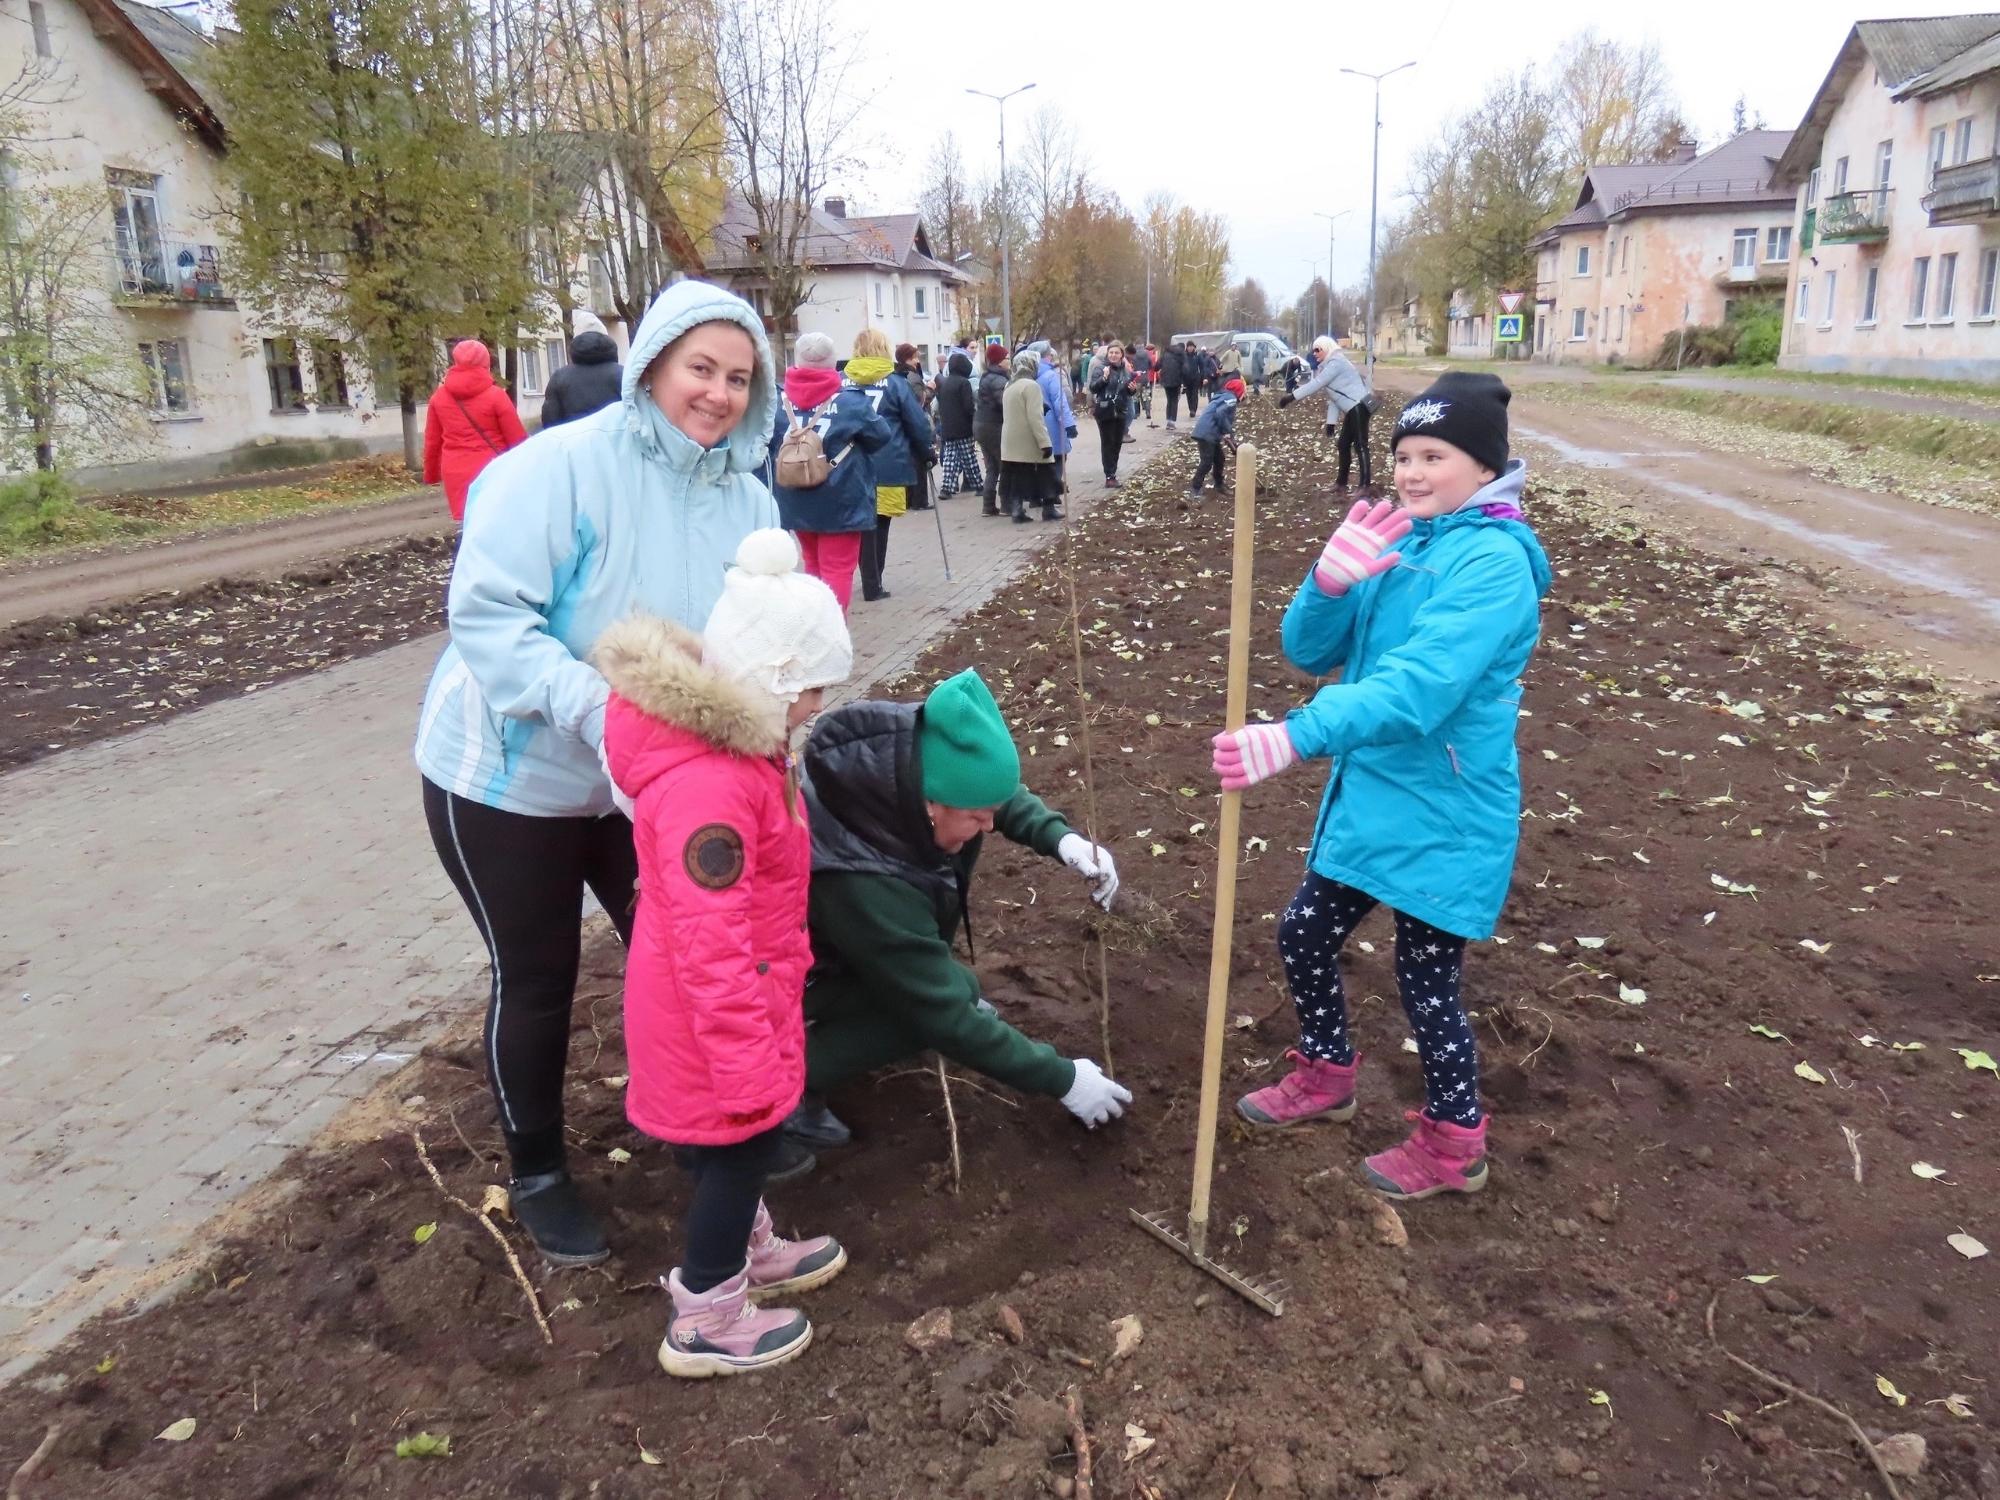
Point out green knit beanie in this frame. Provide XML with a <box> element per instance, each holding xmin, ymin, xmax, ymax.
<box><xmin>918</xmin><ymin>669</ymin><xmax>1020</xmax><ymax>808</ymax></box>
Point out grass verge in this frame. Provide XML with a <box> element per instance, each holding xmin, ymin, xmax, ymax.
<box><xmin>0</xmin><ymin>457</ymin><xmax>425</xmax><ymax>563</ymax></box>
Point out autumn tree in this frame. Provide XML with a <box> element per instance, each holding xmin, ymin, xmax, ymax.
<box><xmin>918</xmin><ymin>132</ymin><xmax>979</xmax><ymax>264</ymax></box>
<box><xmin>1550</xmin><ymin>30</ymin><xmax>1682</xmax><ymax>177</ymax></box>
<box><xmin>217</xmin><ymin>0</ymin><xmax>530</xmax><ymax>467</ymax></box>
<box><xmin>703</xmin><ymin>0</ymin><xmax>862</xmax><ymax>362</ymax></box>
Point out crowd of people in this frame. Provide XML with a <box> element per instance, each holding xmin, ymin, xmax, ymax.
<box><xmin>413</xmin><ymin>280</ymin><xmax>1545</xmax><ymax>1379</ymax></box>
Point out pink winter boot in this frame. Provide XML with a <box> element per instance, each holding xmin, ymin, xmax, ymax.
<box><xmin>658</xmin><ymin>1266</ymin><xmax>811</xmax><ymax>1378</ymax></box>
<box><xmin>1363</xmin><ymin>1111</ymin><xmax>1489</xmax><ymax>1200</ymax></box>
<box><xmin>1236</xmin><ymin>1049</ymin><xmax>1361</xmax><ymax>1128</ymax></box>
<box><xmin>745</xmin><ymin>1201</ymin><xmax>847</xmax><ymax>1300</ymax></box>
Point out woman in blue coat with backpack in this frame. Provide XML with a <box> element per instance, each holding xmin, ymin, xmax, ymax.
<box><xmin>767</xmin><ymin>331</ymin><xmax>894</xmax><ymax>613</ymax></box>
<box><xmin>843</xmin><ymin>328</ymin><xmax>933</xmax><ymax>602</ymax></box>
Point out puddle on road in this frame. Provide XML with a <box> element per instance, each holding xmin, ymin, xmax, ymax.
<box><xmin>1517</xmin><ymin>424</ymin><xmax>2000</xmax><ymax>630</ymax></box>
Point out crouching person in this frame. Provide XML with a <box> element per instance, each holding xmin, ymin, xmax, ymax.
<box><xmin>787</xmin><ymin>668</ymin><xmax>1132</xmax><ymax>1158</ymax></box>
<box><xmin>595</xmin><ymin>530</ymin><xmax>853</xmax><ymax>1379</ymax></box>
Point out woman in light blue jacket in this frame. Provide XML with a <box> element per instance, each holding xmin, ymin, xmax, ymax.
<box><xmin>414</xmin><ymin>280</ymin><xmax>782</xmax><ymax>1266</ymax></box>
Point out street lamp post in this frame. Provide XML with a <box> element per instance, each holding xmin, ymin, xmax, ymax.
<box><xmin>1312</xmin><ymin>210</ymin><xmax>1350</xmax><ymax>340</ymax></box>
<box><xmin>967</xmin><ymin>82</ymin><xmax>1036</xmax><ymax>347</ymax></box>
<box><xmin>1340</xmin><ymin>62</ymin><xmax>1414</xmax><ymax>382</ymax></box>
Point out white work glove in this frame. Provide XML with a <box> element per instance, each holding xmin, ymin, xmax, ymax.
<box><xmin>1056</xmin><ymin>832</ymin><xmax>1121</xmax><ymax>911</ymax></box>
<box><xmin>598</xmin><ymin>738</ymin><xmax>635</xmax><ymax>820</ymax></box>
<box><xmin>1061</xmin><ymin>1058</ymin><xmax>1132</xmax><ymax>1128</ymax></box>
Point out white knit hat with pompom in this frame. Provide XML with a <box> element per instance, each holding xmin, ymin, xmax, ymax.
<box><xmin>701</xmin><ymin>529</ymin><xmax>853</xmax><ymax>706</ymax></box>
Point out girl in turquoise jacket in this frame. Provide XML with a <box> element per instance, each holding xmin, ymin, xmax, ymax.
<box><xmin>414</xmin><ymin>280</ymin><xmax>783</xmax><ymax>1268</ymax></box>
<box><xmin>1211</xmin><ymin>373</ymin><xmax>1550</xmax><ymax>1203</ymax></box>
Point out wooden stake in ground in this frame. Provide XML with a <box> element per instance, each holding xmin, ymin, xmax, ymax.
<box><xmin>1127</xmin><ymin>444</ymin><xmax>1286</xmax><ymax>1316</ymax></box>
<box><xmin>1058</xmin><ymin>516</ymin><xmax>1116</xmax><ymax>1076</ymax></box>
<box><xmin>936</xmin><ymin>1056</ymin><xmax>963</xmax><ymax>1193</ymax></box>
<box><xmin>411</xmin><ymin>1130</ymin><xmax>554</xmax><ymax>1346</ymax></box>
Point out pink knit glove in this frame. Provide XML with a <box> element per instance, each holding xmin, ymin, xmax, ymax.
<box><xmin>1314</xmin><ymin>499</ymin><xmax>1412</xmax><ymax>594</ymax></box>
<box><xmin>1211</xmin><ymin>723</ymin><xmax>1300</xmax><ymax>791</ymax></box>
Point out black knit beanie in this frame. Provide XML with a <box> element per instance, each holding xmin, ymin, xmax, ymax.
<box><xmin>1390</xmin><ymin>371</ymin><xmax>1511</xmax><ymax>476</ymax></box>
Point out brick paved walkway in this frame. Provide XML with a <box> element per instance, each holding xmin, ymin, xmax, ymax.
<box><xmin>0</xmin><ymin>411</ymin><xmax>1181</xmax><ymax>1378</ymax></box>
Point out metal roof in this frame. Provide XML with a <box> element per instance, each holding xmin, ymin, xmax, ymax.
<box><xmin>1857</xmin><ymin>12</ymin><xmax>2000</xmax><ymax>90</ymax></box>
<box><xmin>1896</xmin><ymin>25</ymin><xmax>2000</xmax><ymax>97</ymax></box>
<box><xmin>1533</xmin><ymin>131</ymin><xmax>1795</xmax><ymax>245</ymax></box>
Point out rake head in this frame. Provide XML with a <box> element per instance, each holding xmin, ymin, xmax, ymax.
<box><xmin>1128</xmin><ymin>1207</ymin><xmax>1287</xmax><ymax>1316</ymax></box>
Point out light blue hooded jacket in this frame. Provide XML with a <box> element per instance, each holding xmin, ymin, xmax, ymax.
<box><xmin>414</xmin><ymin>280</ymin><xmax>780</xmax><ymax>817</ymax></box>
<box><xmin>1036</xmin><ymin>357</ymin><xmax>1074</xmax><ymax>456</ymax></box>
<box><xmin>1277</xmin><ymin>461</ymin><xmax>1552</xmax><ymax>938</ymax></box>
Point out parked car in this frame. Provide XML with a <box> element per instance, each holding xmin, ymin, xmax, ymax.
<box><xmin>1169</xmin><ymin>330</ymin><xmax>1298</xmax><ymax>370</ymax></box>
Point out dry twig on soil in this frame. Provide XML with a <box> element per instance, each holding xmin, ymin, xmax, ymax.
<box><xmin>1058</xmin><ymin>519</ymin><xmax>1116</xmax><ymax>1076</ymax></box>
<box><xmin>1064</xmin><ymin>1385</ymin><xmax>1094</xmax><ymax>1500</ymax></box>
<box><xmin>6</xmin><ymin>1423</ymin><xmax>61</xmax><ymax>1500</ymax></box>
<box><xmin>411</xmin><ymin>1130</ymin><xmax>554</xmax><ymax>1346</ymax></box>
<box><xmin>936</xmin><ymin>1058</ymin><xmax>963</xmax><ymax>1193</ymax></box>
<box><xmin>1705</xmin><ymin>1294</ymin><xmax>1903</xmax><ymax>1500</ymax></box>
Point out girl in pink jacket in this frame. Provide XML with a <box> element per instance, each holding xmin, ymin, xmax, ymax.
<box><xmin>593</xmin><ymin>529</ymin><xmax>853</xmax><ymax>1378</ymax></box>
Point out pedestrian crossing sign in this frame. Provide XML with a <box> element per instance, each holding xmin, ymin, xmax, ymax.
<box><xmin>1496</xmin><ymin>313</ymin><xmax>1525</xmax><ymax>343</ymax></box>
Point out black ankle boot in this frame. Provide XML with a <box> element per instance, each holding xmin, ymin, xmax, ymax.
<box><xmin>509</xmin><ymin>1168</ymin><xmax>610</xmax><ymax>1266</ymax></box>
<box><xmin>784</xmin><ymin>1094</ymin><xmax>852</xmax><ymax>1149</ymax></box>
<box><xmin>765</xmin><ymin>1134</ymin><xmax>817</xmax><ymax>1185</ymax></box>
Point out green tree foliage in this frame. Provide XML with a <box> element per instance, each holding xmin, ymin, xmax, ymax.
<box><xmin>214</xmin><ymin>0</ymin><xmax>531</xmax><ymax>465</ymax></box>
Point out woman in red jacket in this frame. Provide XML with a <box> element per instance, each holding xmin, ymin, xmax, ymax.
<box><xmin>595</xmin><ymin>528</ymin><xmax>853</xmax><ymax>1378</ymax></box>
<box><xmin>423</xmin><ymin>339</ymin><xmax>528</xmax><ymax>521</ymax></box>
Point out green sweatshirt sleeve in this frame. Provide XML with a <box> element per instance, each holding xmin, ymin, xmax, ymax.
<box><xmin>808</xmin><ymin>873</ymin><xmax>1076</xmax><ymax>1097</ymax></box>
<box><xmin>994</xmin><ymin>784</ymin><xmax>1071</xmax><ymax>857</ymax></box>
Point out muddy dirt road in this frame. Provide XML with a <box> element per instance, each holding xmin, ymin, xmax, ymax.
<box><xmin>0</xmin><ymin>490</ymin><xmax>447</xmax><ymax>628</ymax></box>
<box><xmin>1378</xmin><ymin>371</ymin><xmax>2000</xmax><ymax>690</ymax></box>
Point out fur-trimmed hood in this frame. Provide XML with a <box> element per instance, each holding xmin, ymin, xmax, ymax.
<box><xmin>594</xmin><ymin>615</ymin><xmax>789</xmax><ymax>804</ymax></box>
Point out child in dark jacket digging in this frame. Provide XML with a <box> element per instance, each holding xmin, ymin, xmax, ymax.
<box><xmin>1210</xmin><ymin>373</ymin><xmax>1552</xmax><ymax>1202</ymax></box>
<box><xmin>1187</xmin><ymin>376</ymin><xmax>1244</xmax><ymax>500</ymax></box>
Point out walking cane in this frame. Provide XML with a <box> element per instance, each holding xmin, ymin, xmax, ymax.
<box><xmin>929</xmin><ymin>466</ymin><xmax>953</xmax><ymax>581</ymax></box>
<box><xmin>1129</xmin><ymin>443</ymin><xmax>1286</xmax><ymax>1316</ymax></box>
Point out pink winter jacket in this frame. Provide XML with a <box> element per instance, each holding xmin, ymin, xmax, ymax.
<box><xmin>594</xmin><ymin>616</ymin><xmax>811</xmax><ymax>1146</ymax></box>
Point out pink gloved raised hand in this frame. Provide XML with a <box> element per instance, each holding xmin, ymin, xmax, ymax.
<box><xmin>1211</xmin><ymin>722</ymin><xmax>1300</xmax><ymax>791</ymax></box>
<box><xmin>1314</xmin><ymin>498</ymin><xmax>1411</xmax><ymax>595</ymax></box>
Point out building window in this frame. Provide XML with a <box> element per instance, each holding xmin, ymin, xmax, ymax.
<box><xmin>1615</xmin><ymin>305</ymin><xmax>1625</xmax><ymax>340</ymax></box>
<box><xmin>309</xmin><ymin>338</ymin><xmax>349</xmax><ymax>407</ymax></box>
<box><xmin>1861</xmin><ymin>265</ymin><xmax>1880</xmax><ymax>324</ymax></box>
<box><xmin>1930</xmin><ymin>125</ymin><xmax>1949</xmax><ymax>180</ymax></box>
<box><xmin>1834</xmin><ymin>156</ymin><xmax>1849</xmax><ymax>194</ymax></box>
<box><xmin>1956</xmin><ymin>116</ymin><xmax>1975</xmax><ymax>165</ymax></box>
<box><xmin>1570</xmin><ymin>307</ymin><xmax>1586</xmax><ymax>340</ymax></box>
<box><xmin>1821</xmin><ymin>269</ymin><xmax>1838</xmax><ymax>325</ymax></box>
<box><xmin>1806</xmin><ymin>167</ymin><xmax>1820</xmax><ymax>208</ymax></box>
<box><xmin>914</xmin><ymin>287</ymin><xmax>927</xmax><ymax>316</ymax></box>
<box><xmin>1936</xmin><ymin>251</ymin><xmax>1958</xmax><ymax>319</ymax></box>
<box><xmin>1795</xmin><ymin>276</ymin><xmax>1811</xmax><ymax>321</ymax></box>
<box><xmin>1575</xmin><ymin>244</ymin><xmax>1590</xmax><ymax>276</ymax></box>
<box><xmin>1977</xmin><ymin>249</ymin><xmax>1998</xmax><ymax>318</ymax></box>
<box><xmin>138</xmin><ymin>339</ymin><xmax>190</xmax><ymax>414</ymax></box>
<box><xmin>1765</xmin><ymin>226</ymin><xmax>1791</xmax><ymax>262</ymax></box>
<box><xmin>545</xmin><ymin>338</ymin><xmax>568</xmax><ymax>373</ymax></box>
<box><xmin>519</xmin><ymin>344</ymin><xmax>544</xmax><ymax>395</ymax></box>
<box><xmin>1909</xmin><ymin>256</ymin><xmax>1931</xmax><ymax>321</ymax></box>
<box><xmin>873</xmin><ymin>281</ymin><xmax>883</xmax><ymax>315</ymax></box>
<box><xmin>1875</xmin><ymin>139</ymin><xmax>1893</xmax><ymax>189</ymax></box>
<box><xmin>1732</xmin><ymin>228</ymin><xmax>1758</xmax><ymax>269</ymax></box>
<box><xmin>1621</xmin><ymin>236</ymin><xmax>1630</xmax><ymax>274</ymax></box>
<box><xmin>29</xmin><ymin>0</ymin><xmax>50</xmax><ymax>55</ymax></box>
<box><xmin>264</xmin><ymin>338</ymin><xmax>307</xmax><ymax>411</ymax></box>
<box><xmin>368</xmin><ymin>341</ymin><xmax>399</xmax><ymax>401</ymax></box>
<box><xmin>107</xmin><ymin>169</ymin><xmax>165</xmax><ymax>295</ymax></box>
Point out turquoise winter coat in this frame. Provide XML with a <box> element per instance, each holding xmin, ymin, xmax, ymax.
<box><xmin>1278</xmin><ymin>462</ymin><xmax>1552</xmax><ymax>939</ymax></box>
<box><xmin>414</xmin><ymin>280</ymin><xmax>781</xmax><ymax>817</ymax></box>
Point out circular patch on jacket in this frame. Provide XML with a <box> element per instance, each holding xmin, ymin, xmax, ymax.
<box><xmin>683</xmin><ymin>824</ymin><xmax>746</xmax><ymax>890</ymax></box>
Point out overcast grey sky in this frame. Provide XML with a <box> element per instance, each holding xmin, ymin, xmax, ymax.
<box><xmin>843</xmin><ymin>1</ymin><xmax>1996</xmax><ymax>321</ymax></box>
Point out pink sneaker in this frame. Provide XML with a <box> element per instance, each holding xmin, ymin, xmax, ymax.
<box><xmin>658</xmin><ymin>1267</ymin><xmax>811</xmax><ymax>1378</ymax></box>
<box><xmin>1363</xmin><ymin>1111</ymin><xmax>1489</xmax><ymax>1200</ymax></box>
<box><xmin>1236</xmin><ymin>1049</ymin><xmax>1360</xmax><ymax>1127</ymax></box>
<box><xmin>746</xmin><ymin>1201</ymin><xmax>847</xmax><ymax>1300</ymax></box>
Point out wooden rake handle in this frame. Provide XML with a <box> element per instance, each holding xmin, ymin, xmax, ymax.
<box><xmin>1186</xmin><ymin>442</ymin><xmax>1257</xmax><ymax>1258</ymax></box>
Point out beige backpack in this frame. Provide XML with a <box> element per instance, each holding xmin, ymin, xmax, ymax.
<box><xmin>776</xmin><ymin>402</ymin><xmax>844</xmax><ymax>488</ymax></box>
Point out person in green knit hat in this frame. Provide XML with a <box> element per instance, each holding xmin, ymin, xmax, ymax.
<box><xmin>786</xmin><ymin>668</ymin><xmax>1132</xmax><ymax>1160</ymax></box>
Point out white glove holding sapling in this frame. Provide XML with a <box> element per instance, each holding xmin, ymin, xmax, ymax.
<box><xmin>1062</xmin><ymin>1058</ymin><xmax>1133</xmax><ymax>1128</ymax></box>
<box><xmin>1056</xmin><ymin>833</ymin><xmax>1121</xmax><ymax>910</ymax></box>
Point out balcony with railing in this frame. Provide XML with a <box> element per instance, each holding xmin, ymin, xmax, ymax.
<box><xmin>1815</xmin><ymin>189</ymin><xmax>1892</xmax><ymax>244</ymax></box>
<box><xmin>110</xmin><ymin>240</ymin><xmax>233</xmax><ymax>305</ymax></box>
<box><xmin>1923</xmin><ymin>157</ymin><xmax>2000</xmax><ymax>225</ymax></box>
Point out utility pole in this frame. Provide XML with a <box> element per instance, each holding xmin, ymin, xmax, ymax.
<box><xmin>1312</xmin><ymin>210</ymin><xmax>1350</xmax><ymax>339</ymax></box>
<box><xmin>968</xmin><ymin>82</ymin><xmax>1035</xmax><ymax>347</ymax></box>
<box><xmin>1144</xmin><ymin>251</ymin><xmax>1152</xmax><ymax>348</ymax></box>
<box><xmin>1341</xmin><ymin>62</ymin><xmax>1414</xmax><ymax>382</ymax></box>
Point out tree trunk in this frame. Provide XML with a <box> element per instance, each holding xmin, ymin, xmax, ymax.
<box><xmin>401</xmin><ymin>387</ymin><xmax>422</xmax><ymax>472</ymax></box>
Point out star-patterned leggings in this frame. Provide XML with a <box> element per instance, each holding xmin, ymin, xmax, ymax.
<box><xmin>1278</xmin><ymin>872</ymin><xmax>1481</xmax><ymax>1126</ymax></box>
